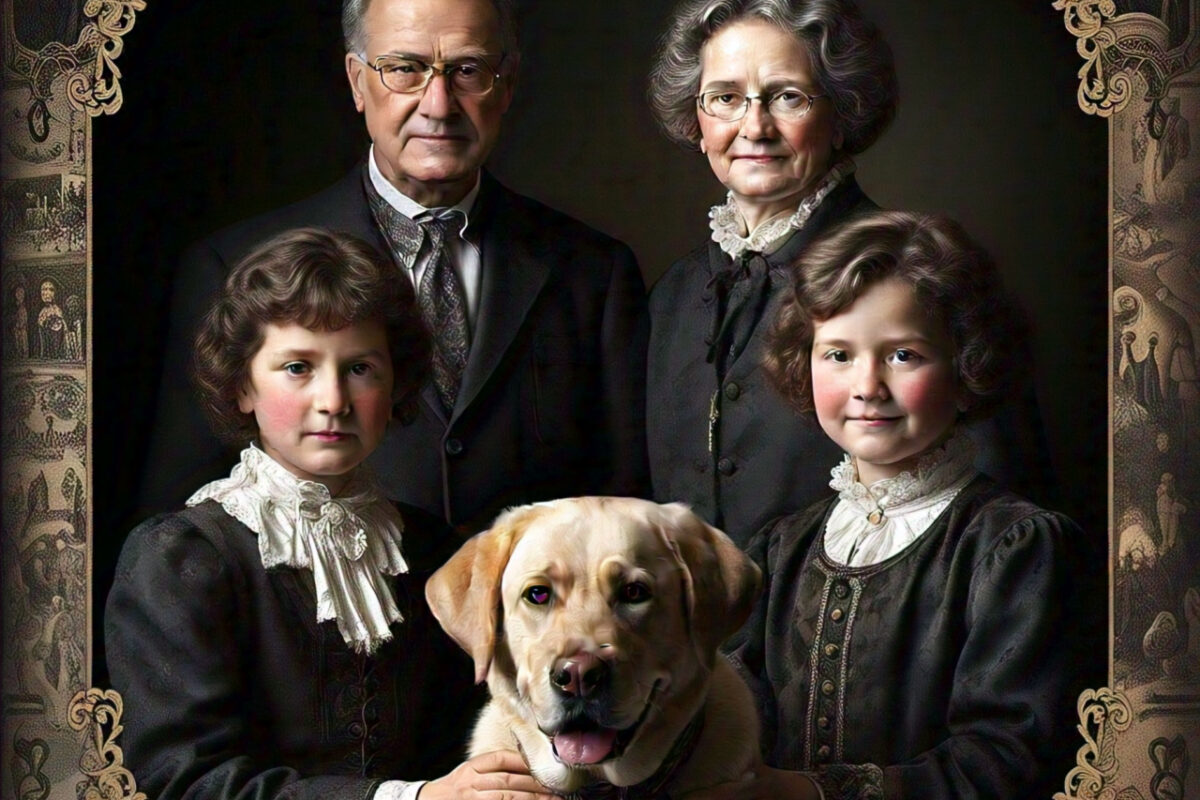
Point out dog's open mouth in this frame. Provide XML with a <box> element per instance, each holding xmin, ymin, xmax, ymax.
<box><xmin>550</xmin><ymin>681</ymin><xmax>661</xmax><ymax>766</ymax></box>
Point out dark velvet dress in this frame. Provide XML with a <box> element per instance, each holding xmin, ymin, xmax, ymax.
<box><xmin>725</xmin><ymin>476</ymin><xmax>1095</xmax><ymax>800</ymax></box>
<box><xmin>647</xmin><ymin>178</ymin><xmax>873</xmax><ymax>547</ymax></box>
<box><xmin>104</xmin><ymin>499</ymin><xmax>482</xmax><ymax>800</ymax></box>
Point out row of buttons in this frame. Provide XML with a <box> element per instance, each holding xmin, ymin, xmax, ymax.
<box><xmin>713</xmin><ymin>381</ymin><xmax>743</xmax><ymax>475</ymax></box>
<box><xmin>812</xmin><ymin>578</ymin><xmax>852</xmax><ymax>764</ymax></box>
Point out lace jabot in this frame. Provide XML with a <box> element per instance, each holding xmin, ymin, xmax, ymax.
<box><xmin>187</xmin><ymin>445</ymin><xmax>409</xmax><ymax>653</ymax></box>
<box><xmin>709</xmin><ymin>159</ymin><xmax>856</xmax><ymax>258</ymax></box>
<box><xmin>824</xmin><ymin>432</ymin><xmax>978</xmax><ymax>567</ymax></box>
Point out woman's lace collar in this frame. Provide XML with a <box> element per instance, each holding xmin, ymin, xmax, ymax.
<box><xmin>829</xmin><ymin>431</ymin><xmax>977</xmax><ymax>520</ymax></box>
<box><xmin>709</xmin><ymin>159</ymin><xmax>856</xmax><ymax>259</ymax></box>
<box><xmin>186</xmin><ymin>445</ymin><xmax>409</xmax><ymax>654</ymax></box>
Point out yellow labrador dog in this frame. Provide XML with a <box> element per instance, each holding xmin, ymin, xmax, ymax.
<box><xmin>426</xmin><ymin>497</ymin><xmax>762</xmax><ymax>797</ymax></box>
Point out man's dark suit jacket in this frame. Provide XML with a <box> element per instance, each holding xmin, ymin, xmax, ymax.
<box><xmin>140</xmin><ymin>167</ymin><xmax>650</xmax><ymax>533</ymax></box>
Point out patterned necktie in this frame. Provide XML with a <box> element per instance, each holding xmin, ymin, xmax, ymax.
<box><xmin>418</xmin><ymin>212</ymin><xmax>470</xmax><ymax>414</ymax></box>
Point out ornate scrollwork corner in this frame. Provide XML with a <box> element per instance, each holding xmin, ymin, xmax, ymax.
<box><xmin>75</xmin><ymin>0</ymin><xmax>148</xmax><ymax>116</ymax></box>
<box><xmin>1054</xmin><ymin>0</ymin><xmax>1118</xmax><ymax>39</ymax></box>
<box><xmin>1053</xmin><ymin>0</ymin><xmax>1132</xmax><ymax>116</ymax></box>
<box><xmin>1054</xmin><ymin>0</ymin><xmax>1199</xmax><ymax>118</ymax></box>
<box><xmin>1054</xmin><ymin>687</ymin><xmax>1135</xmax><ymax>800</ymax></box>
<box><xmin>67</xmin><ymin>688</ymin><xmax>147</xmax><ymax>800</ymax></box>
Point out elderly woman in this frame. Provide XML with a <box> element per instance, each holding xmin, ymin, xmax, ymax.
<box><xmin>646</xmin><ymin>0</ymin><xmax>1051</xmax><ymax>547</ymax></box>
<box><xmin>646</xmin><ymin>0</ymin><xmax>896</xmax><ymax>547</ymax></box>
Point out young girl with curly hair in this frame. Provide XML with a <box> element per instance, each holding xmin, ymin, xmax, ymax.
<box><xmin>690</xmin><ymin>211</ymin><xmax>1095</xmax><ymax>800</ymax></box>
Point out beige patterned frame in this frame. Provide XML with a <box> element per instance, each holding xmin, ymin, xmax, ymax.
<box><xmin>1053</xmin><ymin>1</ymin><xmax>1200</xmax><ymax>799</ymax></box>
<box><xmin>3</xmin><ymin>2</ymin><xmax>145</xmax><ymax>799</ymax></box>
<box><xmin>1</xmin><ymin>3</ymin><xmax>1198</xmax><ymax>799</ymax></box>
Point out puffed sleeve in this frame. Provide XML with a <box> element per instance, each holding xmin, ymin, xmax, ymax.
<box><xmin>724</xmin><ymin>507</ymin><xmax>826</xmax><ymax>756</ymax></box>
<box><xmin>104</xmin><ymin>512</ymin><xmax>384</xmax><ymax>800</ymax></box>
<box><xmin>722</xmin><ymin>520</ymin><xmax>776</xmax><ymax>737</ymax></box>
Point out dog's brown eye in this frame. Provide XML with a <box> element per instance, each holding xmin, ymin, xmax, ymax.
<box><xmin>524</xmin><ymin>585</ymin><xmax>552</xmax><ymax>605</ymax></box>
<box><xmin>620</xmin><ymin>581</ymin><xmax>652</xmax><ymax>604</ymax></box>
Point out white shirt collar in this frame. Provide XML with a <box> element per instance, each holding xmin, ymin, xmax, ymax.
<box><xmin>368</xmin><ymin>144</ymin><xmax>479</xmax><ymax>239</ymax></box>
<box><xmin>823</xmin><ymin>431</ymin><xmax>978</xmax><ymax>567</ymax></box>
<box><xmin>186</xmin><ymin>444</ymin><xmax>409</xmax><ymax>653</ymax></box>
<box><xmin>708</xmin><ymin>158</ymin><xmax>856</xmax><ymax>259</ymax></box>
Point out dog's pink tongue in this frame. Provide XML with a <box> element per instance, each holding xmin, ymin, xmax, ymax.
<box><xmin>553</xmin><ymin>729</ymin><xmax>618</xmax><ymax>765</ymax></box>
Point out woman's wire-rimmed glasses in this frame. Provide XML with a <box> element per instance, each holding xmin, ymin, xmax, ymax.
<box><xmin>696</xmin><ymin>87</ymin><xmax>826</xmax><ymax>121</ymax></box>
<box><xmin>358</xmin><ymin>53</ymin><xmax>506</xmax><ymax>96</ymax></box>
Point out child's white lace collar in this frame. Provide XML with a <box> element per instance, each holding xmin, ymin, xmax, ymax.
<box><xmin>824</xmin><ymin>432</ymin><xmax>978</xmax><ymax>567</ymax></box>
<box><xmin>708</xmin><ymin>159</ymin><xmax>856</xmax><ymax>259</ymax></box>
<box><xmin>186</xmin><ymin>445</ymin><xmax>408</xmax><ymax>654</ymax></box>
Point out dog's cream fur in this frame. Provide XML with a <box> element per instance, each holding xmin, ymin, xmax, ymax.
<box><xmin>426</xmin><ymin>497</ymin><xmax>762</xmax><ymax>795</ymax></box>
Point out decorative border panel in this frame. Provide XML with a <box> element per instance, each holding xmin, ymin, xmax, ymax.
<box><xmin>2</xmin><ymin>2</ymin><xmax>143</xmax><ymax>799</ymax></box>
<box><xmin>1055</xmin><ymin>0</ymin><xmax>1200</xmax><ymax>797</ymax></box>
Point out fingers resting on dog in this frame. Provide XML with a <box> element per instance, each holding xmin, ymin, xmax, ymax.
<box><xmin>419</xmin><ymin>750</ymin><xmax>563</xmax><ymax>799</ymax></box>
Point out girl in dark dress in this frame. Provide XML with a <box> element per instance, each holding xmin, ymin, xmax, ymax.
<box><xmin>105</xmin><ymin>228</ymin><xmax>557</xmax><ymax>800</ymax></box>
<box><xmin>686</xmin><ymin>211</ymin><xmax>1095</xmax><ymax>800</ymax></box>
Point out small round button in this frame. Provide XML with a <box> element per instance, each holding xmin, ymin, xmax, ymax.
<box><xmin>816</xmin><ymin>745</ymin><xmax>832</xmax><ymax>761</ymax></box>
<box><xmin>717</xmin><ymin>457</ymin><xmax>737</xmax><ymax>476</ymax></box>
<box><xmin>817</xmin><ymin>715</ymin><xmax>831</xmax><ymax>729</ymax></box>
<box><xmin>824</xmin><ymin>643</ymin><xmax>839</xmax><ymax>658</ymax></box>
<box><xmin>723</xmin><ymin>382</ymin><xmax>741</xmax><ymax>400</ymax></box>
<box><xmin>445</xmin><ymin>438</ymin><xmax>464</xmax><ymax>455</ymax></box>
<box><xmin>830</xmin><ymin>608</ymin><xmax>844</xmax><ymax>622</ymax></box>
<box><xmin>834</xmin><ymin>581</ymin><xmax>849</xmax><ymax>598</ymax></box>
<box><xmin>821</xmin><ymin>680</ymin><xmax>835</xmax><ymax>696</ymax></box>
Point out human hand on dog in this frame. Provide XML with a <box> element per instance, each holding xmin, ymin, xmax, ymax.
<box><xmin>679</xmin><ymin>764</ymin><xmax>821</xmax><ymax>800</ymax></box>
<box><xmin>419</xmin><ymin>750</ymin><xmax>563</xmax><ymax>799</ymax></box>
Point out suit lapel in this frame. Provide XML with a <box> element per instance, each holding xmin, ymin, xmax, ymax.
<box><xmin>451</xmin><ymin>176</ymin><xmax>552</xmax><ymax>420</ymax></box>
<box><xmin>330</xmin><ymin>164</ymin><xmax>393</xmax><ymax>255</ymax></box>
<box><xmin>348</xmin><ymin>163</ymin><xmax>451</xmax><ymax>425</ymax></box>
<box><xmin>351</xmin><ymin>168</ymin><xmax>552</xmax><ymax>423</ymax></box>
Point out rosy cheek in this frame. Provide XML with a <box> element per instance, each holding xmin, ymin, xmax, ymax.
<box><xmin>893</xmin><ymin>371</ymin><xmax>957</xmax><ymax>423</ymax></box>
<box><xmin>894</xmin><ymin>373</ymin><xmax>940</xmax><ymax>413</ymax></box>
<box><xmin>810</xmin><ymin>366</ymin><xmax>843</xmax><ymax>425</ymax></box>
<box><xmin>251</xmin><ymin>392</ymin><xmax>304</xmax><ymax>430</ymax></box>
<box><xmin>353</xmin><ymin>389</ymin><xmax>393</xmax><ymax>433</ymax></box>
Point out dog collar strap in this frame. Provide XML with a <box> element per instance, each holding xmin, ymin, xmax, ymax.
<box><xmin>565</xmin><ymin>711</ymin><xmax>707</xmax><ymax>800</ymax></box>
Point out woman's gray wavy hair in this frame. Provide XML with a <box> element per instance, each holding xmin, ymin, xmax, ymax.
<box><xmin>342</xmin><ymin>0</ymin><xmax>520</xmax><ymax>56</ymax></box>
<box><xmin>648</xmin><ymin>0</ymin><xmax>897</xmax><ymax>154</ymax></box>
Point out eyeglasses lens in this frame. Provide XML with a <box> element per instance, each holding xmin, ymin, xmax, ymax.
<box><xmin>699</xmin><ymin>90</ymin><xmax>814</xmax><ymax>121</ymax></box>
<box><xmin>377</xmin><ymin>58</ymin><xmax>495</xmax><ymax>95</ymax></box>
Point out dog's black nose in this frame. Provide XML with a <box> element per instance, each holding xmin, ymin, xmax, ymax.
<box><xmin>551</xmin><ymin>652</ymin><xmax>610</xmax><ymax>697</ymax></box>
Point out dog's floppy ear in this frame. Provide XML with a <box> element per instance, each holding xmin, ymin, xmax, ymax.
<box><xmin>425</xmin><ymin>506</ymin><xmax>534</xmax><ymax>684</ymax></box>
<box><xmin>658</xmin><ymin>503</ymin><xmax>762</xmax><ymax>660</ymax></box>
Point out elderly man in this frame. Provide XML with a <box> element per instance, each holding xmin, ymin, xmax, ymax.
<box><xmin>140</xmin><ymin>0</ymin><xmax>649</xmax><ymax>533</ymax></box>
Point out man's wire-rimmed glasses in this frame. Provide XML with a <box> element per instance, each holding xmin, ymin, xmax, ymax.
<box><xmin>696</xmin><ymin>87</ymin><xmax>826</xmax><ymax>122</ymax></box>
<box><xmin>358</xmin><ymin>54</ymin><xmax>506</xmax><ymax>96</ymax></box>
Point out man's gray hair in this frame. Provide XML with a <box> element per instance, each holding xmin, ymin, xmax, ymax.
<box><xmin>342</xmin><ymin>0</ymin><xmax>520</xmax><ymax>57</ymax></box>
<box><xmin>648</xmin><ymin>0</ymin><xmax>897</xmax><ymax>155</ymax></box>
